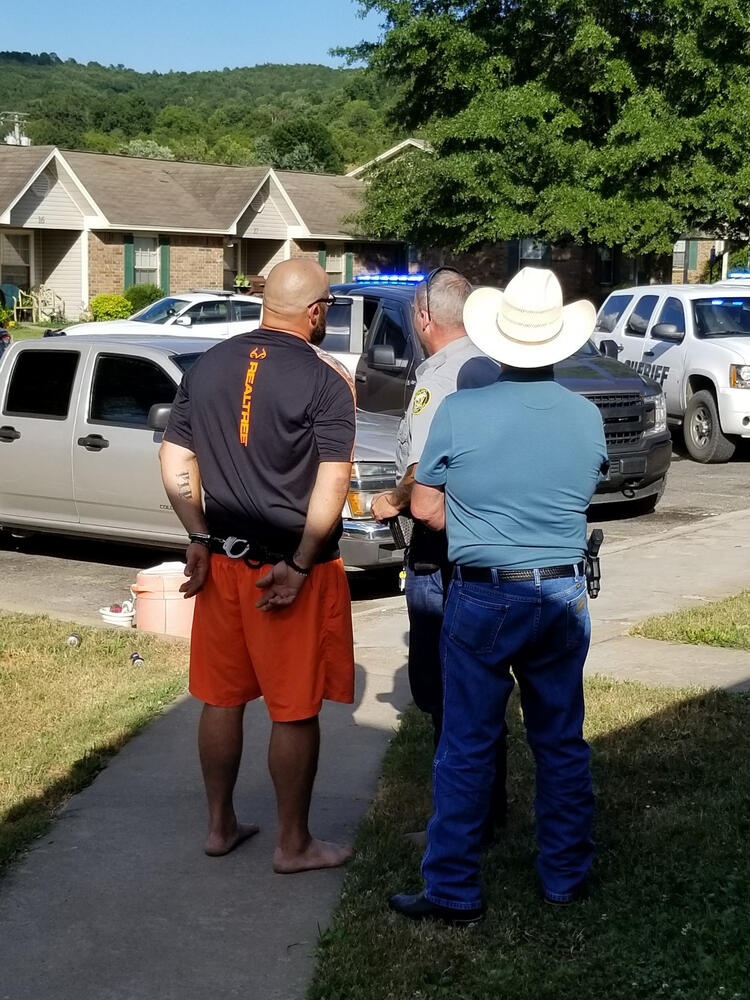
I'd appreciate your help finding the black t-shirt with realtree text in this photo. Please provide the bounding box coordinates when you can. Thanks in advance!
[164,329,356,562]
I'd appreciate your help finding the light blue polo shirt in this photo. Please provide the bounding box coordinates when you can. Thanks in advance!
[415,371,608,569]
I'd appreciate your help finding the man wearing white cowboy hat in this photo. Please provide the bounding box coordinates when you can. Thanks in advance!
[389,267,609,924]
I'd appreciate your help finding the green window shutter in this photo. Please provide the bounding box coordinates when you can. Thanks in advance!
[318,248,327,268]
[123,234,134,289]
[159,237,170,295]
[688,240,698,271]
[344,251,353,283]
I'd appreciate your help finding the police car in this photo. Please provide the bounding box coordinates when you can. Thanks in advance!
[593,283,750,462]
[332,275,672,513]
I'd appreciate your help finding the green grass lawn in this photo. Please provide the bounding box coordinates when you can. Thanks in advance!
[310,681,749,1000]
[7,321,64,341]
[0,611,188,874]
[632,591,750,651]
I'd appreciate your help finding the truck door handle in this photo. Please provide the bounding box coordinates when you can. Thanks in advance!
[643,350,655,357]
[77,434,110,451]
[0,425,20,442]
[355,373,367,383]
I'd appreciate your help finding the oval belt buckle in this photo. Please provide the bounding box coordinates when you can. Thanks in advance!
[223,536,251,559]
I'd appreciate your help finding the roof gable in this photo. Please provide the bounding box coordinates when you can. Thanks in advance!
[273,170,364,238]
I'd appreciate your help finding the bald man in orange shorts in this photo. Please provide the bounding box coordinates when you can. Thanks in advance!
[160,260,355,873]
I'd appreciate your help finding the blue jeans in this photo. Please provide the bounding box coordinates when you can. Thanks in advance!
[422,568,594,909]
[406,565,508,828]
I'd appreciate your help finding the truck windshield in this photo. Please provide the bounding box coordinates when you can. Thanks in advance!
[131,297,190,324]
[693,297,750,337]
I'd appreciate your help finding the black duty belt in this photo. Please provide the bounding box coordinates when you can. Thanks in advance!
[208,535,285,567]
[455,563,584,584]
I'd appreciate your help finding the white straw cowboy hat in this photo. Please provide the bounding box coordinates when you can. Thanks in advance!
[463,267,596,369]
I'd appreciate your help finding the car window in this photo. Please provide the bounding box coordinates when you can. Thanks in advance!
[89,354,176,427]
[232,300,261,322]
[653,297,686,337]
[625,295,659,337]
[5,350,79,419]
[321,299,352,354]
[185,301,228,325]
[371,307,412,362]
[363,297,379,335]
[595,294,633,333]
[692,296,750,338]
[131,297,189,324]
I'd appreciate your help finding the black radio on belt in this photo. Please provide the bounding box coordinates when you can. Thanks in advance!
[585,529,604,599]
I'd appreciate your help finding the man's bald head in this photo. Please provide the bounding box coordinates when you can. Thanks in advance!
[264,260,329,318]
[261,259,331,345]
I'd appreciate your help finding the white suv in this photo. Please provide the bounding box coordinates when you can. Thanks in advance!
[62,290,263,339]
[593,284,750,462]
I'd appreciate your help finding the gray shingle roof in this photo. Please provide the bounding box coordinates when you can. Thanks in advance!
[274,170,364,237]
[62,151,268,230]
[0,145,55,216]
[0,146,368,237]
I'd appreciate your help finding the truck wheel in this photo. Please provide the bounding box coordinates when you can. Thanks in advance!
[684,390,736,463]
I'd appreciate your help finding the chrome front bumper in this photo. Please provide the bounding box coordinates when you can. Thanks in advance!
[339,519,403,571]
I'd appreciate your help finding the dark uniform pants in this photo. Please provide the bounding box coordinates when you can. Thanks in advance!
[405,562,507,830]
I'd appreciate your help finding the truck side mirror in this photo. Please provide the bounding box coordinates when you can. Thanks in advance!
[174,315,192,327]
[147,403,172,432]
[651,323,683,342]
[599,339,621,359]
[369,344,397,369]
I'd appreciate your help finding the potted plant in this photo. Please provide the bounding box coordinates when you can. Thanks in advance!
[233,273,251,294]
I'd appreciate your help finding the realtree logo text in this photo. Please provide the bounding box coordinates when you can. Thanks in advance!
[239,349,267,445]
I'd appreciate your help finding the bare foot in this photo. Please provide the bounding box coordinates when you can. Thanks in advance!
[273,838,354,874]
[205,823,260,857]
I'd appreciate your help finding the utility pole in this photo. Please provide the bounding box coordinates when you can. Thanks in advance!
[0,111,31,145]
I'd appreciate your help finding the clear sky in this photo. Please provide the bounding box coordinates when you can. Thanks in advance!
[9,0,383,72]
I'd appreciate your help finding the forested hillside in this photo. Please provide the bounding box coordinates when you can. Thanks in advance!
[0,51,398,172]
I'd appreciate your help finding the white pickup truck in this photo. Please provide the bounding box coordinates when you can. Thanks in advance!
[593,284,750,462]
[0,334,401,570]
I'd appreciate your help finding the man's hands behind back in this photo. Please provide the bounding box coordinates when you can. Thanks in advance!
[255,561,307,611]
[180,542,211,598]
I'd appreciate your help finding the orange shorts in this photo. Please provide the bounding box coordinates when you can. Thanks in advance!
[189,555,354,721]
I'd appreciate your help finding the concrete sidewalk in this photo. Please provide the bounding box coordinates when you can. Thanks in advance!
[0,508,749,999]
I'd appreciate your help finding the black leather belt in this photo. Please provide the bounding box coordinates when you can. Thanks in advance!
[456,563,584,583]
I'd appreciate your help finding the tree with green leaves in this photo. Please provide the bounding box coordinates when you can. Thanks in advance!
[350,0,750,256]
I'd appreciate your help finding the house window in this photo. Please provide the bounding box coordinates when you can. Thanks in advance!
[672,240,686,271]
[325,249,343,285]
[1,232,32,289]
[134,236,159,286]
[519,239,548,266]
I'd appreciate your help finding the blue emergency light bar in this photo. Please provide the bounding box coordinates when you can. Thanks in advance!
[354,273,425,284]
[727,269,750,278]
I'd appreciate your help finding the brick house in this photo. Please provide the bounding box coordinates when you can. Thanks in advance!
[0,145,405,320]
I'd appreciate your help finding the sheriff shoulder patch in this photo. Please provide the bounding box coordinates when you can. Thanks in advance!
[412,387,431,414]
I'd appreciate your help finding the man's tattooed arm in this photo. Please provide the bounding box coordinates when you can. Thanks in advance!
[159,441,207,536]
[176,470,193,501]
